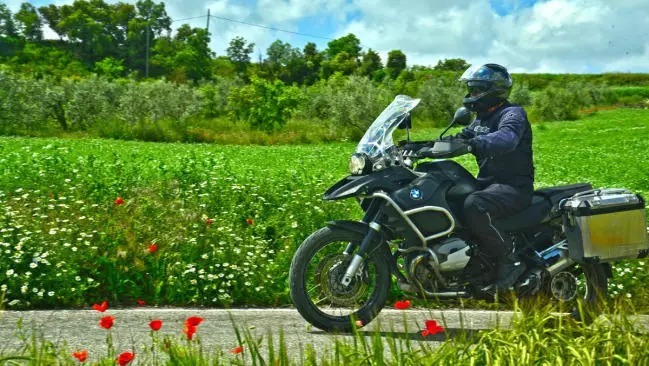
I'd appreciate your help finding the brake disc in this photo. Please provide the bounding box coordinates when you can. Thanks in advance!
[313,253,369,307]
[551,271,578,302]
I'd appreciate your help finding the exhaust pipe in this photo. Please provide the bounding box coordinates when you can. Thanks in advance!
[546,257,574,276]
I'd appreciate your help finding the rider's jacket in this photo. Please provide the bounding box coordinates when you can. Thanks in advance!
[455,101,534,191]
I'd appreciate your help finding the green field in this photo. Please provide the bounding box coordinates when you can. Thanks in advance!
[1,108,648,310]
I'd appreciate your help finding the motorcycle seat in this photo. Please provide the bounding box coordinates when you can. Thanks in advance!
[496,183,593,232]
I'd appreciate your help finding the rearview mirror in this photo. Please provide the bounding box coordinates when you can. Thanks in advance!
[452,107,472,126]
[397,113,412,130]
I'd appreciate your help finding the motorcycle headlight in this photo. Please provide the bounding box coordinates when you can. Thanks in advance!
[349,154,366,175]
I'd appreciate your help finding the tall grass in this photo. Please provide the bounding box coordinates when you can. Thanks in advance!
[1,302,649,365]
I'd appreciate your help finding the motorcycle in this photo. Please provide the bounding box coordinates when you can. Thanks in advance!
[289,95,649,332]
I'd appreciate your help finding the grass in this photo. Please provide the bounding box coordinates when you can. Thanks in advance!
[1,302,649,365]
[0,108,648,310]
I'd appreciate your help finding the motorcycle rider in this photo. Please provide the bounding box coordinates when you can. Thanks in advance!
[408,63,534,292]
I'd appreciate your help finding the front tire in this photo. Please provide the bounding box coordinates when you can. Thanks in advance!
[289,226,392,332]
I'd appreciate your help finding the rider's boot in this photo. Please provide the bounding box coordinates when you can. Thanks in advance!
[493,253,526,290]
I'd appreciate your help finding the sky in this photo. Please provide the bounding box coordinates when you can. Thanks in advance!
[4,0,649,73]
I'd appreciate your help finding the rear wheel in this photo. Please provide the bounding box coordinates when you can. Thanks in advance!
[572,263,609,322]
[547,263,608,322]
[289,226,392,332]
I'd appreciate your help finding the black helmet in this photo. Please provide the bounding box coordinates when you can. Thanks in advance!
[458,63,513,114]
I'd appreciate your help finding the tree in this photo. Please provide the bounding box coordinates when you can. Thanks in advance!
[172,25,213,81]
[14,2,42,41]
[434,58,470,71]
[358,49,382,78]
[0,4,18,38]
[386,50,406,79]
[326,33,361,60]
[302,42,322,85]
[227,36,254,74]
[321,51,357,79]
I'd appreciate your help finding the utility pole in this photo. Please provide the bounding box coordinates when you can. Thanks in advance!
[145,10,151,78]
[206,9,210,32]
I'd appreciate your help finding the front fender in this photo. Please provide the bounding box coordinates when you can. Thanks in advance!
[326,220,369,236]
[323,166,417,201]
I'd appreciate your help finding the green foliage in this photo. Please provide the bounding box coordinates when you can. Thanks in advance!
[298,74,394,139]
[325,33,361,60]
[0,4,18,38]
[416,76,465,125]
[386,50,407,79]
[321,51,357,79]
[509,82,532,106]
[434,58,470,72]
[358,49,382,77]
[14,3,42,41]
[228,77,303,132]
[532,81,614,121]
[94,57,125,79]
[198,76,243,118]
[227,36,255,74]
[0,109,648,311]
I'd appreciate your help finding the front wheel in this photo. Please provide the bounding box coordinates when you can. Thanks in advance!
[289,226,392,332]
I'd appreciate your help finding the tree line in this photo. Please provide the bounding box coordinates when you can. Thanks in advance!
[0,0,469,83]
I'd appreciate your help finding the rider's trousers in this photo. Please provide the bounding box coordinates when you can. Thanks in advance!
[463,183,532,261]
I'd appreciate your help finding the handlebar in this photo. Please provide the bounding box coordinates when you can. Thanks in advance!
[401,139,471,159]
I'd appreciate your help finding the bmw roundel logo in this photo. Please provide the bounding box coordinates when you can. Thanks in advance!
[410,188,422,200]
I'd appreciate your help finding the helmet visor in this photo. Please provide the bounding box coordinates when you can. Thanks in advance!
[467,81,490,97]
[459,64,512,87]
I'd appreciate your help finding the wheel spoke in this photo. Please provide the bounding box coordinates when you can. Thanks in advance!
[307,284,321,294]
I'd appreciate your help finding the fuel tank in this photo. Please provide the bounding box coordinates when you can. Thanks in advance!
[379,161,469,240]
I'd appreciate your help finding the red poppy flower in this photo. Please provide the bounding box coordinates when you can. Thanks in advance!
[136,300,146,306]
[231,346,243,354]
[206,219,213,225]
[182,325,197,340]
[72,350,87,362]
[421,320,444,337]
[93,301,108,312]
[355,320,364,327]
[246,218,253,225]
[99,316,115,329]
[394,300,410,310]
[148,244,157,253]
[185,316,204,327]
[114,197,125,205]
[116,352,135,366]
[149,319,162,331]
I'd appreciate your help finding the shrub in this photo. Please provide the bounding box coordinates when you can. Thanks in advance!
[197,76,244,118]
[416,76,465,126]
[116,79,202,124]
[61,76,122,131]
[228,77,303,132]
[0,69,52,134]
[532,81,615,122]
[297,73,394,139]
[509,82,532,106]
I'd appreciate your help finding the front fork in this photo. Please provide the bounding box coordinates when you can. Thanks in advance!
[340,200,384,286]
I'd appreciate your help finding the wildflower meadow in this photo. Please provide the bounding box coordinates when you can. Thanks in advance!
[0,108,648,313]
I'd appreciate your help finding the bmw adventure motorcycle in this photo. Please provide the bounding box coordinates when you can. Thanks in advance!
[289,95,649,332]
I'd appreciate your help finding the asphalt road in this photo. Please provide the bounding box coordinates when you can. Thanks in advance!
[1,308,646,363]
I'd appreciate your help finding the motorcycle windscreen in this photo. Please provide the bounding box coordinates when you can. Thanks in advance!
[355,95,421,159]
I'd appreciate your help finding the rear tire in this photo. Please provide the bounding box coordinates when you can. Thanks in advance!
[289,226,392,332]
[572,263,608,322]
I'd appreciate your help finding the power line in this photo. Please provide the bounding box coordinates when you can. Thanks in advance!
[170,15,208,23]
[209,15,336,41]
